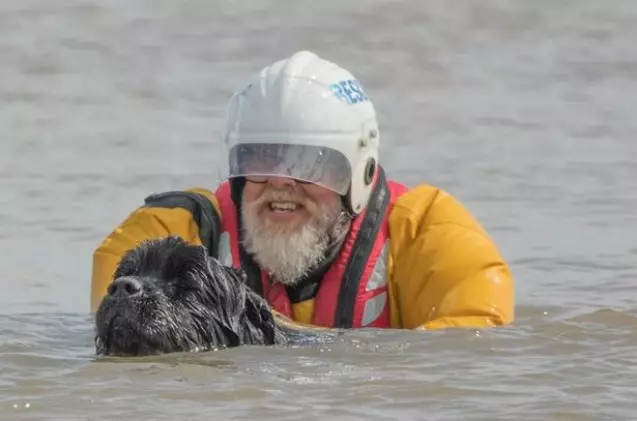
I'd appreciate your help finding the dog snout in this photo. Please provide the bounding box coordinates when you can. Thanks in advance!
[107,277,143,299]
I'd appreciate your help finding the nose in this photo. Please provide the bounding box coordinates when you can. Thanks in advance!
[267,176,298,189]
[107,277,143,298]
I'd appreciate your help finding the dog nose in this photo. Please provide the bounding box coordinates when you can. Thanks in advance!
[107,277,142,298]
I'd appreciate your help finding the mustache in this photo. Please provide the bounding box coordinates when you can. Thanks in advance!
[252,187,310,207]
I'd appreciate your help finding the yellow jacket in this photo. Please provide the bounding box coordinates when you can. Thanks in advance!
[91,184,514,330]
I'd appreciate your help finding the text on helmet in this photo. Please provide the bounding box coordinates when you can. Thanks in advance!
[329,79,369,105]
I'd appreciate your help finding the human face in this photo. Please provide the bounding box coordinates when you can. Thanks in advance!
[241,176,348,285]
[242,176,341,228]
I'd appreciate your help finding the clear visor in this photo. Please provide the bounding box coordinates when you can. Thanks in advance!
[228,143,352,195]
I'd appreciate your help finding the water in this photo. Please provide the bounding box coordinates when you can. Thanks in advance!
[1,0,636,419]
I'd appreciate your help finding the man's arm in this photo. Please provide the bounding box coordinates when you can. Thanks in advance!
[90,188,221,312]
[388,186,514,330]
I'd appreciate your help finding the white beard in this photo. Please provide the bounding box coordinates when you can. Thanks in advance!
[241,188,349,286]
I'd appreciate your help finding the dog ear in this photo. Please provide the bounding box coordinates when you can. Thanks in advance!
[228,266,248,285]
[241,289,279,345]
[205,256,249,285]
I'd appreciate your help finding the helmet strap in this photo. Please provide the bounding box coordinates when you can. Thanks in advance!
[230,177,247,207]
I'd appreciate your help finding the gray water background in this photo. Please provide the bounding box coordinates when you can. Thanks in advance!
[1,0,636,419]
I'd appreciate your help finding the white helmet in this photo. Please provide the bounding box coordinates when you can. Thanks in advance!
[223,50,379,214]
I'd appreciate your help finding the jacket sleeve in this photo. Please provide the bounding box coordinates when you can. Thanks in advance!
[387,185,514,330]
[90,187,221,313]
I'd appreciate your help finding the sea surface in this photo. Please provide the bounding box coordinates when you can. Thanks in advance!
[1,0,636,419]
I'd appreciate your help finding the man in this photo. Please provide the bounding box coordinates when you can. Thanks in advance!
[91,50,514,330]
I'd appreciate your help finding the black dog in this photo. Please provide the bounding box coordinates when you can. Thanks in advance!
[94,236,329,356]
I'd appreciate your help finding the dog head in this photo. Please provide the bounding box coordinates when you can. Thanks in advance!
[94,236,281,356]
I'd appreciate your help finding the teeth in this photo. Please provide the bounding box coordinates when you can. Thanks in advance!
[270,202,298,211]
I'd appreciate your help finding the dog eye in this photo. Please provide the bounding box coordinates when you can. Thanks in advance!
[176,275,201,292]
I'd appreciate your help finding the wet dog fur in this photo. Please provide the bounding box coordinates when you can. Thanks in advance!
[94,236,326,356]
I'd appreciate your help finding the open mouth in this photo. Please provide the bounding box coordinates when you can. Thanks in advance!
[268,201,303,213]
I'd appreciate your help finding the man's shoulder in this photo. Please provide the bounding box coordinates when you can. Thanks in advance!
[184,187,218,202]
[142,187,217,205]
[389,181,442,213]
[140,186,221,218]
[389,182,483,232]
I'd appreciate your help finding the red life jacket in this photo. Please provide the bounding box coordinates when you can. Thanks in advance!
[214,168,408,328]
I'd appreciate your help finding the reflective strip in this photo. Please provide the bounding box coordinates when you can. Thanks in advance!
[365,240,389,292]
[217,231,233,267]
[361,292,387,327]
[360,240,390,326]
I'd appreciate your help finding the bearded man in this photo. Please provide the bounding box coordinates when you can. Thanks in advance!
[90,51,514,330]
